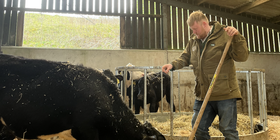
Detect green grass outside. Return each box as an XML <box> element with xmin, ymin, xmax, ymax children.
<box><xmin>23</xmin><ymin>13</ymin><xmax>120</xmax><ymax>49</ymax></box>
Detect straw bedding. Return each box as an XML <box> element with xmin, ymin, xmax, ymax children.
<box><xmin>13</xmin><ymin>114</ymin><xmax>280</xmax><ymax>140</ymax></box>
<box><xmin>148</xmin><ymin>114</ymin><xmax>280</xmax><ymax>140</ymax></box>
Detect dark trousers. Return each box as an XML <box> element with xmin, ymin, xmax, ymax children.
<box><xmin>191</xmin><ymin>98</ymin><xmax>239</xmax><ymax>140</ymax></box>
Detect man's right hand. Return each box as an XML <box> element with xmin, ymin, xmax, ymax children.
<box><xmin>162</xmin><ymin>64</ymin><xmax>173</xmax><ymax>74</ymax></box>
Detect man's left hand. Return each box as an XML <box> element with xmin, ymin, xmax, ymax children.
<box><xmin>224</xmin><ymin>26</ymin><xmax>239</xmax><ymax>36</ymax></box>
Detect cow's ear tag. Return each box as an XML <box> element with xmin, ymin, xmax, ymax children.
<box><xmin>133</xmin><ymin>81</ymin><xmax>136</xmax><ymax>86</ymax></box>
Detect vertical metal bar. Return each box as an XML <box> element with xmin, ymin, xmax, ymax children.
<box><xmin>277</xmin><ymin>32</ymin><xmax>280</xmax><ymax>52</ymax></box>
<box><xmin>161</xmin><ymin>71</ymin><xmax>163</xmax><ymax>113</ymax></box>
<box><xmin>178</xmin><ymin>71</ymin><xmax>181</xmax><ymax>112</ymax></box>
<box><xmin>272</xmin><ymin>29</ymin><xmax>276</xmax><ymax>52</ymax></box>
<box><xmin>251</xmin><ymin>24</ymin><xmax>255</xmax><ymax>52</ymax></box>
<box><xmin>120</xmin><ymin>71</ymin><xmax>124</xmax><ymax>99</ymax></box>
<box><xmin>267</xmin><ymin>29</ymin><xmax>271</xmax><ymax>52</ymax></box>
<box><xmin>130</xmin><ymin>71</ymin><xmax>134</xmax><ymax>110</ymax></box>
<box><xmin>246</xmin><ymin>71</ymin><xmax>254</xmax><ymax>134</ymax></box>
<box><xmin>144</xmin><ymin>69</ymin><xmax>147</xmax><ymax>122</ymax></box>
<box><xmin>187</xmin><ymin>10</ymin><xmax>190</xmax><ymax>41</ymax></box>
<box><xmin>257</xmin><ymin>72</ymin><xmax>264</xmax><ymax>129</ymax></box>
<box><xmin>170</xmin><ymin>71</ymin><xmax>174</xmax><ymax>136</ymax></box>
<box><xmin>246</xmin><ymin>23</ymin><xmax>250</xmax><ymax>51</ymax></box>
<box><xmin>0</xmin><ymin>0</ymin><xmax>4</xmax><ymax>52</ymax></box>
<box><xmin>123</xmin><ymin>69</ymin><xmax>127</xmax><ymax>102</ymax></box>
<box><xmin>262</xmin><ymin>72</ymin><xmax>268</xmax><ymax>129</ymax></box>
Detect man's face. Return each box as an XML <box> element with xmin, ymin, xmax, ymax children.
<box><xmin>190</xmin><ymin>21</ymin><xmax>208</xmax><ymax>39</ymax></box>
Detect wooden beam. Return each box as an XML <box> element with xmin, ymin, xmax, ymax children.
<box><xmin>233</xmin><ymin>0</ymin><xmax>270</xmax><ymax>14</ymax></box>
<box><xmin>196</xmin><ymin>0</ymin><xmax>208</xmax><ymax>5</ymax></box>
<box><xmin>269</xmin><ymin>15</ymin><xmax>280</xmax><ymax>23</ymax></box>
<box><xmin>16</xmin><ymin>0</ymin><xmax>26</xmax><ymax>46</ymax></box>
<box><xmin>152</xmin><ymin>0</ymin><xmax>280</xmax><ymax>31</ymax></box>
<box><xmin>3</xmin><ymin>7</ymin><xmax>162</xmax><ymax>18</ymax></box>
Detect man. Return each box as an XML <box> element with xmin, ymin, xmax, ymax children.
<box><xmin>162</xmin><ymin>10</ymin><xmax>249</xmax><ymax>140</ymax></box>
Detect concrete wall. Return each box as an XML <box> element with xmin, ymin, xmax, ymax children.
<box><xmin>2</xmin><ymin>46</ymin><xmax>280</xmax><ymax>115</ymax></box>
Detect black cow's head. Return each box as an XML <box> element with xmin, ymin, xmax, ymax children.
<box><xmin>142</xmin><ymin>122</ymin><xmax>165</xmax><ymax>140</ymax></box>
<box><xmin>137</xmin><ymin>74</ymin><xmax>159</xmax><ymax>101</ymax></box>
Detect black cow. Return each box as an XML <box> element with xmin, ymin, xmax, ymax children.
<box><xmin>0</xmin><ymin>54</ymin><xmax>165</xmax><ymax>140</ymax></box>
<box><xmin>136</xmin><ymin>72</ymin><xmax>176</xmax><ymax>114</ymax></box>
<box><xmin>115</xmin><ymin>70</ymin><xmax>142</xmax><ymax>112</ymax></box>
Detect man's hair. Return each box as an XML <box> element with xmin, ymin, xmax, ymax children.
<box><xmin>187</xmin><ymin>10</ymin><xmax>209</xmax><ymax>26</ymax></box>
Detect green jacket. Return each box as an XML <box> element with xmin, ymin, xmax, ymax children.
<box><xmin>171</xmin><ymin>21</ymin><xmax>249</xmax><ymax>101</ymax></box>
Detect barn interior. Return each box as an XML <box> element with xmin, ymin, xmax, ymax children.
<box><xmin>1</xmin><ymin>0</ymin><xmax>280</xmax><ymax>140</ymax></box>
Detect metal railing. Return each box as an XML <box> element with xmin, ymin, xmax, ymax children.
<box><xmin>115</xmin><ymin>66</ymin><xmax>267</xmax><ymax>136</ymax></box>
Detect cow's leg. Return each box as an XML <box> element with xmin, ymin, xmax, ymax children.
<box><xmin>71</xmin><ymin>126</ymin><xmax>99</xmax><ymax>140</ymax></box>
<box><xmin>135</xmin><ymin>100</ymin><xmax>142</xmax><ymax>114</ymax></box>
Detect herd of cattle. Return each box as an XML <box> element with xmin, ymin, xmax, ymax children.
<box><xmin>0</xmin><ymin>54</ymin><xmax>172</xmax><ymax>140</ymax></box>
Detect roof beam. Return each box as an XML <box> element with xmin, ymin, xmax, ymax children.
<box><xmin>269</xmin><ymin>15</ymin><xmax>280</xmax><ymax>23</ymax></box>
<box><xmin>233</xmin><ymin>0</ymin><xmax>270</xmax><ymax>14</ymax></box>
<box><xmin>196</xmin><ymin>0</ymin><xmax>208</xmax><ymax>5</ymax></box>
<box><xmin>152</xmin><ymin>0</ymin><xmax>280</xmax><ymax>31</ymax></box>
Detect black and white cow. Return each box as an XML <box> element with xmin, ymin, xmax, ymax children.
<box><xmin>0</xmin><ymin>54</ymin><xmax>165</xmax><ymax>140</ymax></box>
<box><xmin>136</xmin><ymin>72</ymin><xmax>176</xmax><ymax>114</ymax></box>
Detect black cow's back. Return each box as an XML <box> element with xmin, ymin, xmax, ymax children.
<box><xmin>0</xmin><ymin>54</ymin><xmax>165</xmax><ymax>140</ymax></box>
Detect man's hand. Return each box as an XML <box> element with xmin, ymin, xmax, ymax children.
<box><xmin>224</xmin><ymin>26</ymin><xmax>239</xmax><ymax>36</ymax></box>
<box><xmin>162</xmin><ymin>64</ymin><xmax>173</xmax><ymax>74</ymax></box>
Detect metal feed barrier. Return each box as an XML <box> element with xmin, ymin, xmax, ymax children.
<box><xmin>115</xmin><ymin>66</ymin><xmax>268</xmax><ymax>139</ymax></box>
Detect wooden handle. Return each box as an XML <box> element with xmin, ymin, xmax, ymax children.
<box><xmin>189</xmin><ymin>36</ymin><xmax>234</xmax><ymax>140</ymax></box>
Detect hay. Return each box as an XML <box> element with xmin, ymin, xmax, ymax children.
<box><xmin>267</xmin><ymin>115</ymin><xmax>280</xmax><ymax>140</ymax></box>
<box><xmin>13</xmin><ymin>114</ymin><xmax>280</xmax><ymax>140</ymax></box>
